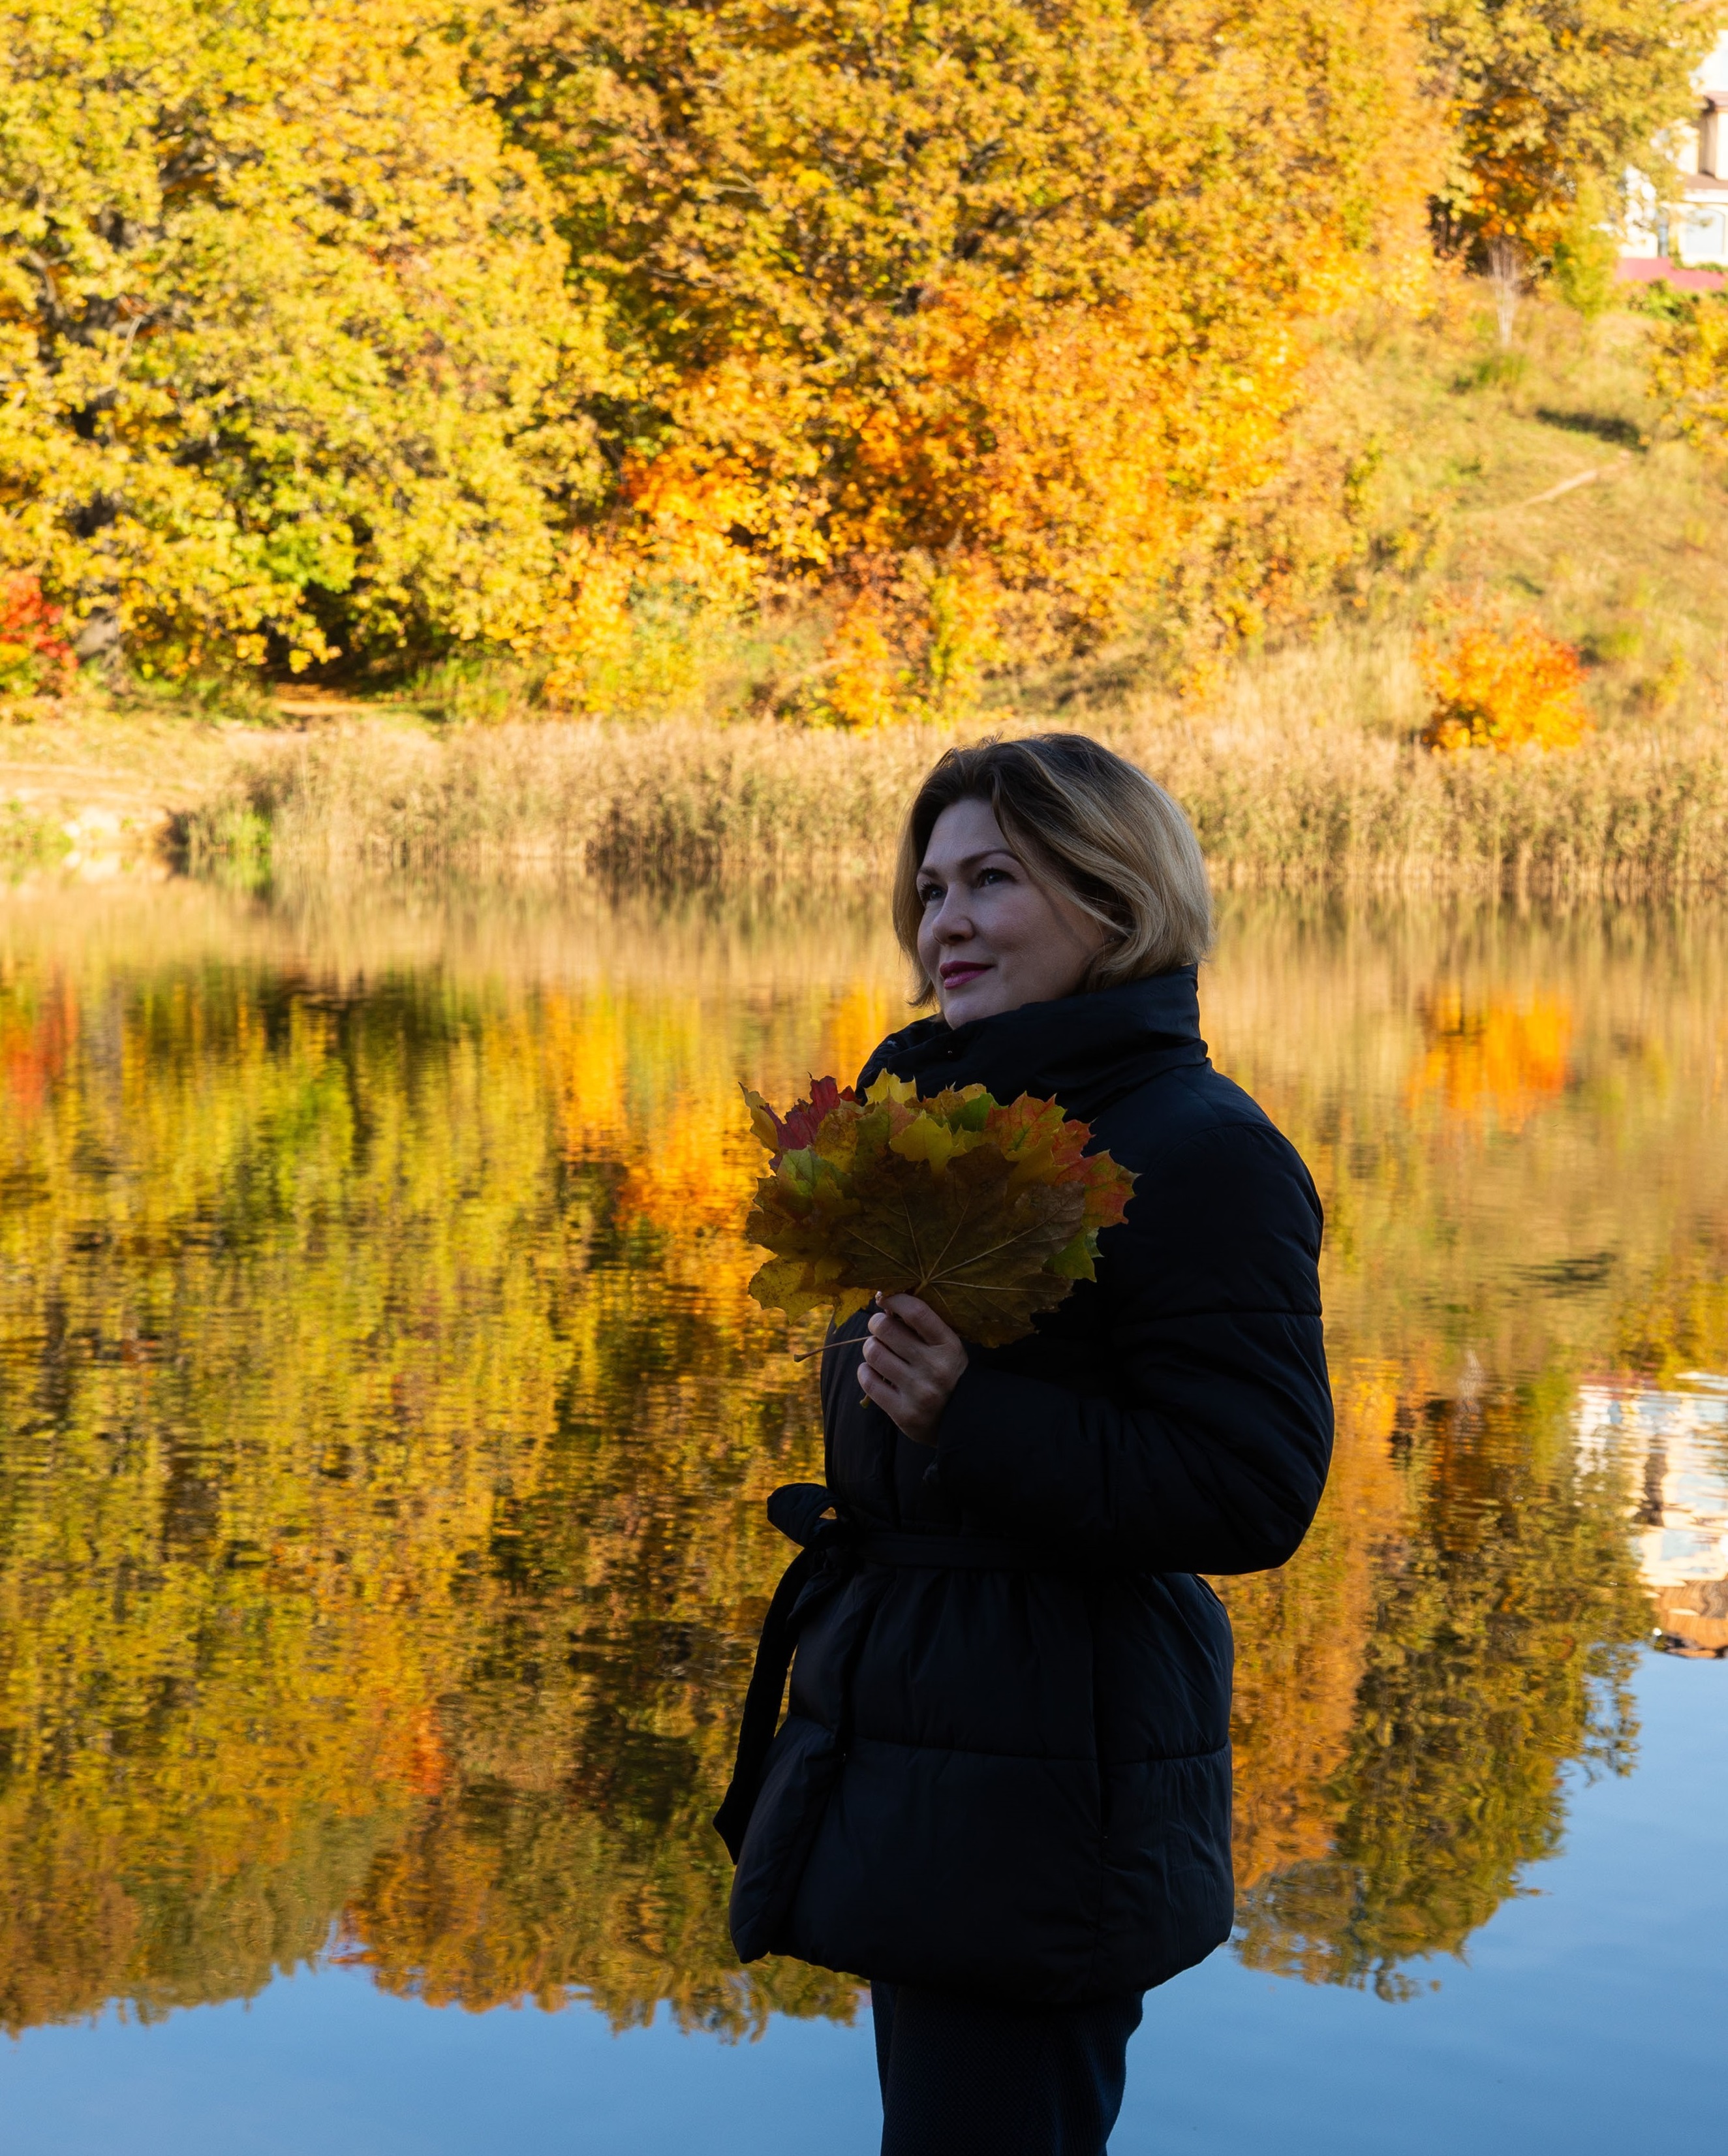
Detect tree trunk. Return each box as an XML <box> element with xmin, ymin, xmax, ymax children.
<box><xmin>1485</xmin><ymin>238</ymin><xmax>1524</xmax><ymax>351</ymax></box>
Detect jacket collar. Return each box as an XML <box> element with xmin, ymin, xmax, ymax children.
<box><xmin>859</xmin><ymin>966</ymin><xmax>1208</xmax><ymax>1123</ymax></box>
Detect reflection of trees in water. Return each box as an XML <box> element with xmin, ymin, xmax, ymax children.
<box><xmin>0</xmin><ymin>951</ymin><xmax>859</xmax><ymax>2037</ymax></box>
<box><xmin>1231</xmin><ymin>1380</ymin><xmax>1645</xmax><ymax>1998</ymax></box>
<box><xmin>0</xmin><ymin>895</ymin><xmax>1721</xmax><ymax>2035</ymax></box>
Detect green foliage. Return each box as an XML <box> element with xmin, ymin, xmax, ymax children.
<box><xmin>1628</xmin><ymin>277</ymin><xmax>1693</xmax><ymax>321</ymax></box>
<box><xmin>1455</xmin><ymin>350</ymin><xmax>1532</xmax><ymax>390</ymax></box>
<box><xmin>0</xmin><ymin>795</ymin><xmax>71</xmax><ymax>872</ymax></box>
<box><xmin>1551</xmin><ymin>192</ymin><xmax>1622</xmax><ymax>319</ymax></box>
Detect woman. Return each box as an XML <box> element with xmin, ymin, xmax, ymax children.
<box><xmin>717</xmin><ymin>734</ymin><xmax>1332</xmax><ymax>2154</ymax></box>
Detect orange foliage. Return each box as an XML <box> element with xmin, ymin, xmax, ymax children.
<box><xmin>1419</xmin><ymin>605</ymin><xmax>1590</xmax><ymax>752</ymax></box>
<box><xmin>1220</xmin><ymin>1361</ymin><xmax>1409</xmax><ymax>1889</ymax></box>
<box><xmin>1408</xmin><ymin>990</ymin><xmax>1573</xmax><ymax>1128</ymax></box>
<box><xmin>0</xmin><ymin>976</ymin><xmax>76</xmax><ymax>1118</ymax></box>
<box><xmin>599</xmin><ymin>283</ymin><xmax>1335</xmax><ymax>720</ymax></box>
<box><xmin>838</xmin><ymin>294</ymin><xmax>1301</xmax><ymax>601</ymax></box>
<box><xmin>483</xmin><ymin>0</ymin><xmax>1437</xmax><ymax>716</ymax></box>
<box><xmin>374</xmin><ymin>1702</ymin><xmax>450</xmax><ymax>1800</ymax></box>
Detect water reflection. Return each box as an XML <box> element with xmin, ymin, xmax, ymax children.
<box><xmin>1577</xmin><ymin>1381</ymin><xmax>1728</xmax><ymax>1656</ymax></box>
<box><xmin>1</xmin><ymin>886</ymin><xmax>1723</xmax><ymax>2041</ymax></box>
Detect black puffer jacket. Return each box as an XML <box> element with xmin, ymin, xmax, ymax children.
<box><xmin>722</xmin><ymin>968</ymin><xmax>1332</xmax><ymax>2003</ymax></box>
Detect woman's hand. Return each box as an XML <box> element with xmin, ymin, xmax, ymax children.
<box><xmin>858</xmin><ymin>1294</ymin><xmax>968</xmax><ymax>1447</ymax></box>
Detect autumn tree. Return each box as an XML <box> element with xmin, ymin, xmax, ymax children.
<box><xmin>1423</xmin><ymin>0</ymin><xmax>1728</xmax><ymax>340</ymax></box>
<box><xmin>10</xmin><ymin>0</ymin><xmax>1720</xmax><ymax>701</ymax></box>
<box><xmin>0</xmin><ymin>0</ymin><xmax>611</xmax><ymax>673</ymax></box>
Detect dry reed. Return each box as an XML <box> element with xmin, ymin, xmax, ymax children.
<box><xmin>190</xmin><ymin>690</ymin><xmax>1728</xmax><ymax>896</ymax></box>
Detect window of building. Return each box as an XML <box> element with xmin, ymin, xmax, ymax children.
<box><xmin>1678</xmin><ymin>207</ymin><xmax>1728</xmax><ymax>266</ymax></box>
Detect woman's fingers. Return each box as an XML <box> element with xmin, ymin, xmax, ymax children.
<box><xmin>861</xmin><ymin>1335</ymin><xmax>930</xmax><ymax>1402</ymax></box>
<box><xmin>867</xmin><ymin>1310</ymin><xmax>925</xmax><ymax>1359</ymax></box>
<box><xmin>876</xmin><ymin>1293</ymin><xmax>958</xmax><ymax>1348</ymax></box>
<box><xmin>861</xmin><ymin>1295</ymin><xmax>966</xmax><ymax>1447</ymax></box>
<box><xmin>861</xmin><ymin>1335</ymin><xmax>913</xmax><ymax>1384</ymax></box>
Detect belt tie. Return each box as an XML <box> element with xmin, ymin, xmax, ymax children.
<box><xmin>712</xmin><ymin>1482</ymin><xmax>1094</xmax><ymax>1862</ymax></box>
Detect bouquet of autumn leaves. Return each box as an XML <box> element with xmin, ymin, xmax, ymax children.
<box><xmin>741</xmin><ymin>1072</ymin><xmax>1136</xmax><ymax>1349</ymax></box>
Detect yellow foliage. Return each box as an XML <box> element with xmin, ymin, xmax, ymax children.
<box><xmin>1427</xmin><ymin>0</ymin><xmax>1722</xmax><ymax>263</ymax></box>
<box><xmin>1</xmin><ymin>0</ymin><xmax>1442</xmax><ymax>690</ymax></box>
<box><xmin>1419</xmin><ymin>605</ymin><xmax>1590</xmax><ymax>752</ymax></box>
<box><xmin>824</xmin><ymin>588</ymin><xmax>904</xmax><ymax>730</ymax></box>
<box><xmin>6</xmin><ymin>0</ymin><xmax>1716</xmax><ymax>704</ymax></box>
<box><xmin>1649</xmin><ymin>291</ymin><xmax>1728</xmax><ymax>459</ymax></box>
<box><xmin>0</xmin><ymin>0</ymin><xmax>611</xmax><ymax>673</ymax></box>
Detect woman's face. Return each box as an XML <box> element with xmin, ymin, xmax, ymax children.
<box><xmin>915</xmin><ymin>797</ymin><xmax>1108</xmax><ymax>1025</ymax></box>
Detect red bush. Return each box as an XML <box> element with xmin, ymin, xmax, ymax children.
<box><xmin>0</xmin><ymin>576</ymin><xmax>75</xmax><ymax>697</ymax></box>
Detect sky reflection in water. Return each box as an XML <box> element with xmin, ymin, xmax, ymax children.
<box><xmin>0</xmin><ymin>883</ymin><xmax>1723</xmax><ymax>2150</ymax></box>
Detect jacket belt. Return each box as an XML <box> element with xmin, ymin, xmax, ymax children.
<box><xmin>857</xmin><ymin>1530</ymin><xmax>1087</xmax><ymax>1569</ymax></box>
<box><xmin>713</xmin><ymin>1484</ymin><xmax>1093</xmax><ymax>1863</ymax></box>
<box><xmin>712</xmin><ymin>1534</ymin><xmax>830</xmax><ymax>1862</ymax></box>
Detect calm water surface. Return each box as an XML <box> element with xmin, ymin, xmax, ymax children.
<box><xmin>1</xmin><ymin>882</ymin><xmax>1723</xmax><ymax>2152</ymax></box>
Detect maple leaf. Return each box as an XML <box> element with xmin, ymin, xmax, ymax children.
<box><xmin>833</xmin><ymin>1144</ymin><xmax>1086</xmax><ymax>1347</ymax></box>
<box><xmin>741</xmin><ymin>1077</ymin><xmax>1136</xmax><ymax>1349</ymax></box>
<box><xmin>741</xmin><ymin>1074</ymin><xmax>859</xmax><ymax>1162</ymax></box>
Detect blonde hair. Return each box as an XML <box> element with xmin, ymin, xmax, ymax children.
<box><xmin>891</xmin><ymin>733</ymin><xmax>1213</xmax><ymax>1004</ymax></box>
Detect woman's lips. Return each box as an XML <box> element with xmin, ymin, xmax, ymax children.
<box><xmin>940</xmin><ymin>962</ymin><xmax>990</xmax><ymax>987</ymax></box>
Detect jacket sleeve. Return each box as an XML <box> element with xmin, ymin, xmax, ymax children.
<box><xmin>933</xmin><ymin>1120</ymin><xmax>1333</xmax><ymax>1575</ymax></box>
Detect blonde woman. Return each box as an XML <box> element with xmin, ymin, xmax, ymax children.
<box><xmin>718</xmin><ymin>734</ymin><xmax>1332</xmax><ymax>2155</ymax></box>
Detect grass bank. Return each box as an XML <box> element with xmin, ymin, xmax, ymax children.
<box><xmin>190</xmin><ymin>634</ymin><xmax>1728</xmax><ymax>894</ymax></box>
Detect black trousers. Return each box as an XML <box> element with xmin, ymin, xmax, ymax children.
<box><xmin>871</xmin><ymin>1979</ymin><xmax>1145</xmax><ymax>2156</ymax></box>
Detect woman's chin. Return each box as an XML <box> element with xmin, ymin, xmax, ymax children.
<box><xmin>939</xmin><ymin>978</ymin><xmax>1012</xmax><ymax>1023</ymax></box>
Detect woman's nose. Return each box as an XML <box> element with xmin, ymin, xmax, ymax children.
<box><xmin>930</xmin><ymin>890</ymin><xmax>972</xmax><ymax>942</ymax></box>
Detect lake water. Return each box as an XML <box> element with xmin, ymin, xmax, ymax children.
<box><xmin>1</xmin><ymin>881</ymin><xmax>1724</xmax><ymax>2153</ymax></box>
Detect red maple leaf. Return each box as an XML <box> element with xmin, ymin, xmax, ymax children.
<box><xmin>741</xmin><ymin>1073</ymin><xmax>859</xmax><ymax>1160</ymax></box>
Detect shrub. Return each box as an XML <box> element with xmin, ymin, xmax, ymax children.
<box><xmin>0</xmin><ymin>576</ymin><xmax>74</xmax><ymax>698</ymax></box>
<box><xmin>1550</xmin><ymin>221</ymin><xmax>1619</xmax><ymax>322</ymax></box>
<box><xmin>1648</xmin><ymin>290</ymin><xmax>1728</xmax><ymax>451</ymax></box>
<box><xmin>1419</xmin><ymin>608</ymin><xmax>1590</xmax><ymax>752</ymax></box>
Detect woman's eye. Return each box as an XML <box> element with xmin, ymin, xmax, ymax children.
<box><xmin>977</xmin><ymin>868</ymin><xmax>1009</xmax><ymax>887</ymax></box>
<box><xmin>918</xmin><ymin>885</ymin><xmax>941</xmax><ymax>906</ymax></box>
